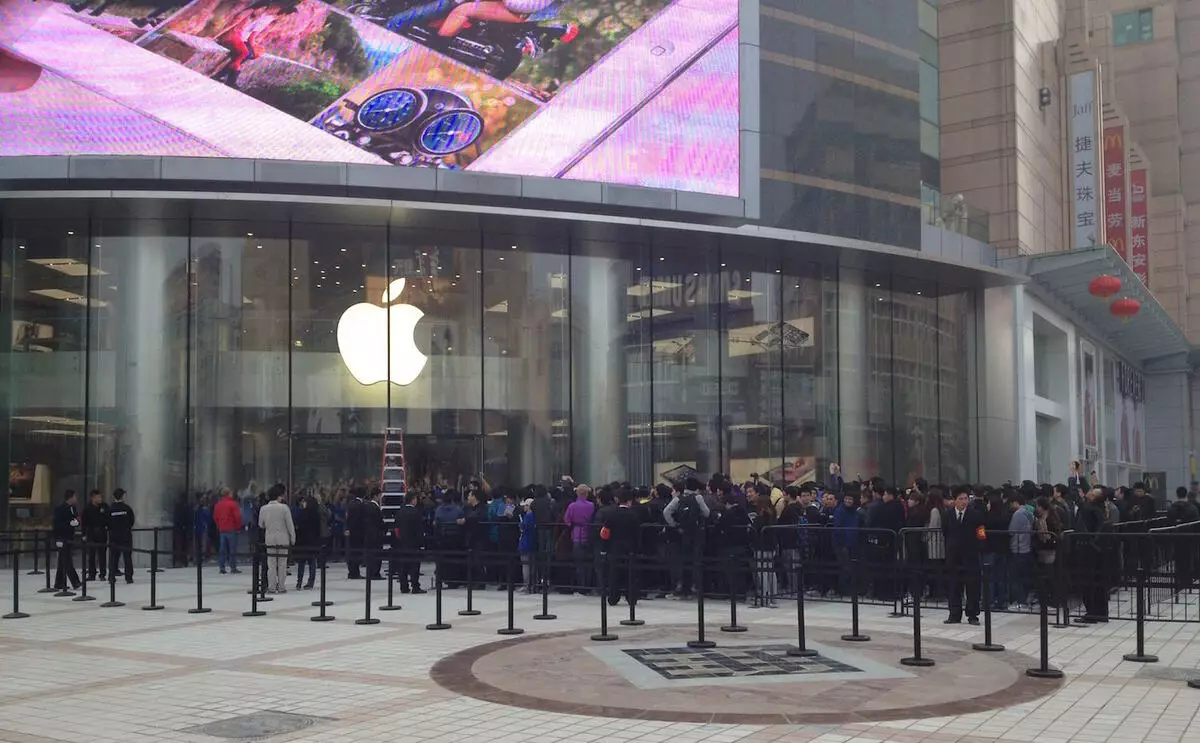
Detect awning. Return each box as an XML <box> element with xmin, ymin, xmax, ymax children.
<box><xmin>1007</xmin><ymin>247</ymin><xmax>1190</xmax><ymax>363</ymax></box>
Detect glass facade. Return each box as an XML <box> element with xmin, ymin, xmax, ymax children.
<box><xmin>0</xmin><ymin>213</ymin><xmax>975</xmax><ymax>528</ymax></box>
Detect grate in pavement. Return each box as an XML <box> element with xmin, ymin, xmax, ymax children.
<box><xmin>184</xmin><ymin>711</ymin><xmax>333</xmax><ymax>739</ymax></box>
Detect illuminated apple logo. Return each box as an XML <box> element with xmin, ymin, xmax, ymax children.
<box><xmin>336</xmin><ymin>278</ymin><xmax>427</xmax><ymax>386</ymax></box>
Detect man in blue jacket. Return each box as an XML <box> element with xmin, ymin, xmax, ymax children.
<box><xmin>831</xmin><ymin>492</ymin><xmax>862</xmax><ymax>596</ymax></box>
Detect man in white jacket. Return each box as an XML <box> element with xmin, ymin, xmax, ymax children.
<box><xmin>258</xmin><ymin>485</ymin><xmax>295</xmax><ymax>594</ymax></box>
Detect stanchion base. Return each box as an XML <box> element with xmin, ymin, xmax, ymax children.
<box><xmin>888</xmin><ymin>611</ymin><xmax>906</xmax><ymax>618</ymax></box>
<box><xmin>27</xmin><ymin>570</ymin><xmax>43</xmax><ymax>576</ymax></box>
<box><xmin>973</xmin><ymin>643</ymin><xmax>1006</xmax><ymax>652</ymax></box>
<box><xmin>620</xmin><ymin>619</ymin><xmax>645</xmax><ymax>627</ymax></box>
<box><xmin>841</xmin><ymin>634</ymin><xmax>871</xmax><ymax>642</ymax></box>
<box><xmin>311</xmin><ymin>615</ymin><xmax>336</xmax><ymax>622</ymax></box>
<box><xmin>188</xmin><ymin>607</ymin><xmax>212</xmax><ymax>614</ymax></box>
<box><xmin>53</xmin><ymin>590</ymin><xmax>76</xmax><ymax>597</ymax></box>
<box><xmin>37</xmin><ymin>587</ymin><xmax>57</xmax><ymax>594</ymax></box>
<box><xmin>901</xmin><ymin>656</ymin><xmax>935</xmax><ymax>667</ymax></box>
<box><xmin>151</xmin><ymin>569</ymin><xmax>164</xmax><ymax>574</ymax></box>
<box><xmin>142</xmin><ymin>605</ymin><xmax>164</xmax><ymax>611</ymax></box>
<box><xmin>311</xmin><ymin>600</ymin><xmax>333</xmax><ymax>607</ymax></box>
<box><xmin>243</xmin><ymin>610</ymin><xmax>266</xmax><ymax>617</ymax></box>
<box><xmin>787</xmin><ymin>647</ymin><xmax>818</xmax><ymax>658</ymax></box>
<box><xmin>72</xmin><ymin>594</ymin><xmax>96</xmax><ymax>602</ymax></box>
<box><xmin>533</xmin><ymin>614</ymin><xmax>557</xmax><ymax>620</ymax></box>
<box><xmin>425</xmin><ymin>622</ymin><xmax>452</xmax><ymax>630</ymax></box>
<box><xmin>1052</xmin><ymin>622</ymin><xmax>1073</xmax><ymax>629</ymax></box>
<box><xmin>497</xmin><ymin>627</ymin><xmax>525</xmax><ymax>636</ymax></box>
<box><xmin>720</xmin><ymin>625</ymin><xmax>748</xmax><ymax>633</ymax></box>
<box><xmin>687</xmin><ymin>639</ymin><xmax>716</xmax><ymax>649</ymax></box>
<box><xmin>1122</xmin><ymin>653</ymin><xmax>1159</xmax><ymax>663</ymax></box>
<box><xmin>3</xmin><ymin>611</ymin><xmax>30</xmax><ymax>619</ymax></box>
<box><xmin>1025</xmin><ymin>667</ymin><xmax>1064</xmax><ymax>679</ymax></box>
<box><xmin>379</xmin><ymin>604</ymin><xmax>403</xmax><ymax>612</ymax></box>
<box><xmin>100</xmin><ymin>601</ymin><xmax>125</xmax><ymax>608</ymax></box>
<box><xmin>258</xmin><ymin>596</ymin><xmax>274</xmax><ymax>603</ymax></box>
<box><xmin>591</xmin><ymin>633</ymin><xmax>619</xmax><ymax>642</ymax></box>
<box><xmin>355</xmin><ymin>618</ymin><xmax>381</xmax><ymax>626</ymax></box>
<box><xmin>1187</xmin><ymin>678</ymin><xmax>1200</xmax><ymax>689</ymax></box>
<box><xmin>458</xmin><ymin>609</ymin><xmax>482</xmax><ymax>616</ymax></box>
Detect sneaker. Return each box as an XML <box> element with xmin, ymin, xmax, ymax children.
<box><xmin>278</xmin><ymin>588</ymin><xmax>288</xmax><ymax>594</ymax></box>
<box><xmin>231</xmin><ymin>568</ymin><xmax>242</xmax><ymax>574</ymax></box>
<box><xmin>968</xmin><ymin>617</ymin><xmax>980</xmax><ymax>625</ymax></box>
<box><xmin>304</xmin><ymin>583</ymin><xmax>314</xmax><ymax>590</ymax></box>
<box><xmin>944</xmin><ymin>618</ymin><xmax>961</xmax><ymax>624</ymax></box>
<box><xmin>220</xmin><ymin>568</ymin><xmax>227</xmax><ymax>574</ymax></box>
<box><xmin>411</xmin><ymin>587</ymin><xmax>427</xmax><ymax>595</ymax></box>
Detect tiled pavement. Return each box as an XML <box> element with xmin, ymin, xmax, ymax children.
<box><xmin>0</xmin><ymin>566</ymin><xmax>1198</xmax><ymax>743</ymax></box>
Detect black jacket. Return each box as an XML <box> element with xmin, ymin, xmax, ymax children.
<box><xmin>82</xmin><ymin>502</ymin><xmax>109</xmax><ymax>541</ymax></box>
<box><xmin>394</xmin><ymin>504</ymin><xmax>425</xmax><ymax>551</ymax></box>
<box><xmin>346</xmin><ymin>498</ymin><xmax>365</xmax><ymax>544</ymax></box>
<box><xmin>107</xmin><ymin>501</ymin><xmax>135</xmax><ymax>539</ymax></box>
<box><xmin>462</xmin><ymin>502</ymin><xmax>488</xmax><ymax>548</ymax></box>
<box><xmin>361</xmin><ymin>500</ymin><xmax>385</xmax><ymax>549</ymax></box>
<box><xmin>714</xmin><ymin>504</ymin><xmax>752</xmax><ymax>549</ymax></box>
<box><xmin>943</xmin><ymin>506</ymin><xmax>984</xmax><ymax>564</ymax></box>
<box><xmin>295</xmin><ymin>505</ymin><xmax>321</xmax><ymax>549</ymax></box>
<box><xmin>602</xmin><ymin>505</ymin><xmax>641</xmax><ymax>556</ymax></box>
<box><xmin>53</xmin><ymin>502</ymin><xmax>79</xmax><ymax>542</ymax></box>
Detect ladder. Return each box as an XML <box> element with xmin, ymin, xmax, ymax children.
<box><xmin>380</xmin><ymin>427</ymin><xmax>406</xmax><ymax>555</ymax></box>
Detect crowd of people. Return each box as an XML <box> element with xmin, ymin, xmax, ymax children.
<box><xmin>40</xmin><ymin>460</ymin><xmax>1200</xmax><ymax>624</ymax></box>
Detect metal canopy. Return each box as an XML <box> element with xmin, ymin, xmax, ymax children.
<box><xmin>1013</xmin><ymin>247</ymin><xmax>1189</xmax><ymax>363</ymax></box>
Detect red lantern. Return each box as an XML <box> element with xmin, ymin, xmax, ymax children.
<box><xmin>1089</xmin><ymin>274</ymin><xmax>1122</xmax><ymax>300</ymax></box>
<box><xmin>1110</xmin><ymin>297</ymin><xmax>1141</xmax><ymax>321</ymax></box>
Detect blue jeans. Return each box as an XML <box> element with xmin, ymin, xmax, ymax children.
<box><xmin>981</xmin><ymin>552</ymin><xmax>1006</xmax><ymax>608</ymax></box>
<box><xmin>572</xmin><ymin>541</ymin><xmax>591</xmax><ymax>592</ymax></box>
<box><xmin>388</xmin><ymin>0</ymin><xmax>455</xmax><ymax>31</ymax></box>
<box><xmin>1009</xmin><ymin>552</ymin><xmax>1033</xmax><ymax>605</ymax></box>
<box><xmin>219</xmin><ymin>531</ymin><xmax>239</xmax><ymax>571</ymax></box>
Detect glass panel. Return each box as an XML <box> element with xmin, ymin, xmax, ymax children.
<box><xmin>918</xmin><ymin>0</ymin><xmax>939</xmax><ymax>37</ymax></box>
<box><xmin>921</xmin><ymin>120</ymin><xmax>941</xmax><ymax>160</ymax></box>
<box><xmin>572</xmin><ymin>236</ymin><xmax>653</xmax><ymax>485</ymax></box>
<box><xmin>1</xmin><ymin>220</ymin><xmax>89</xmax><ymax>531</ymax></box>
<box><xmin>189</xmin><ymin>221</ymin><xmax>290</xmax><ymax>502</ymax></box>
<box><xmin>651</xmin><ymin>234</ymin><xmax>721</xmax><ymax>481</ymax></box>
<box><xmin>891</xmin><ymin>279</ymin><xmax>940</xmax><ymax>486</ymax></box>
<box><xmin>482</xmin><ymin>231</ymin><xmax>569</xmax><ymax>486</ymax></box>
<box><xmin>1114</xmin><ymin>9</ymin><xmax>1153</xmax><ymax>46</ymax></box>
<box><xmin>782</xmin><ymin>257</ymin><xmax>836</xmax><ymax>486</ymax></box>
<box><xmin>919</xmin><ymin>60</ymin><xmax>940</xmax><ymax>125</ymax></box>
<box><xmin>938</xmin><ymin>291</ymin><xmax>973</xmax><ymax>483</ymax></box>
<box><xmin>919</xmin><ymin>31</ymin><xmax>939</xmax><ymax>66</ymax></box>
<box><xmin>838</xmin><ymin>269</ymin><xmax>893</xmax><ymax>483</ymax></box>
<box><xmin>89</xmin><ymin>219</ymin><xmax>190</xmax><ymax>527</ymax></box>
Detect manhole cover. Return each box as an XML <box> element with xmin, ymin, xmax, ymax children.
<box><xmin>1135</xmin><ymin>666</ymin><xmax>1200</xmax><ymax>682</ymax></box>
<box><xmin>185</xmin><ymin>711</ymin><xmax>331</xmax><ymax>739</ymax></box>
<box><xmin>622</xmin><ymin>644</ymin><xmax>862</xmax><ymax>681</ymax></box>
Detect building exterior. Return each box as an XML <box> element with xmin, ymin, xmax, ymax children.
<box><xmin>0</xmin><ymin>0</ymin><xmax>1195</xmax><ymax>532</ymax></box>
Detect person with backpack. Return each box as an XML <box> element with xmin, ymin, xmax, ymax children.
<box><xmin>1169</xmin><ymin>486</ymin><xmax>1200</xmax><ymax>594</ymax></box>
<box><xmin>663</xmin><ymin>477</ymin><xmax>710</xmax><ymax>599</ymax></box>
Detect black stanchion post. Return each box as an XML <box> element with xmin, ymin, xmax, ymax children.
<box><xmin>1052</xmin><ymin>552</ymin><xmax>1071</xmax><ymax>628</ymax></box>
<box><xmin>498</xmin><ymin>553</ymin><xmax>523</xmax><ymax>636</ymax></box>
<box><xmin>380</xmin><ymin>550</ymin><xmax>402</xmax><ymax>611</ymax></box>
<box><xmin>787</xmin><ymin>554</ymin><xmax>816</xmax><ymax>658</ymax></box>
<box><xmin>591</xmin><ymin>553</ymin><xmax>618</xmax><ymax>641</ymax></box>
<box><xmin>73</xmin><ymin>544</ymin><xmax>96</xmax><ymax>602</ymax></box>
<box><xmin>973</xmin><ymin>561</ymin><xmax>1005</xmax><ymax>652</ymax></box>
<box><xmin>426</xmin><ymin>556</ymin><xmax>451</xmax><ymax>630</ymax></box>
<box><xmin>533</xmin><ymin>546</ymin><xmax>556</xmax><ymax>620</ymax></box>
<box><xmin>687</xmin><ymin>557</ymin><xmax>716</xmax><ymax>649</ymax></box>
<box><xmin>188</xmin><ymin>541</ymin><xmax>211</xmax><ymax>614</ymax></box>
<box><xmin>841</xmin><ymin>556</ymin><xmax>870</xmax><ymax>642</ymax></box>
<box><xmin>52</xmin><ymin>539</ymin><xmax>76</xmax><ymax>597</ymax></box>
<box><xmin>721</xmin><ymin>551</ymin><xmax>746</xmax><ymax>632</ymax></box>
<box><xmin>1123</xmin><ymin>566</ymin><xmax>1158</xmax><ymax>663</ymax></box>
<box><xmin>39</xmin><ymin>533</ymin><xmax>55</xmax><ymax>594</ymax></box>
<box><xmin>27</xmin><ymin>531</ymin><xmax>43</xmax><ymax>576</ymax></box>
<box><xmin>143</xmin><ymin>547</ymin><xmax>163</xmax><ymax>611</ymax></box>
<box><xmin>1025</xmin><ymin>573</ymin><xmax>1064</xmax><ymax>679</ymax></box>
<box><xmin>459</xmin><ymin>548</ymin><xmax>480</xmax><ymax>616</ymax></box>
<box><xmin>356</xmin><ymin>565</ymin><xmax>380</xmax><ymax>625</ymax></box>
<box><xmin>4</xmin><ymin>548</ymin><xmax>30</xmax><ymax>619</ymax></box>
<box><xmin>148</xmin><ymin>529</ymin><xmax>164</xmax><ymax>573</ymax></box>
<box><xmin>311</xmin><ymin>549</ymin><xmax>335</xmax><ymax>622</ymax></box>
<box><xmin>256</xmin><ymin>543</ymin><xmax>274</xmax><ymax>602</ymax></box>
<box><xmin>100</xmin><ymin>568</ymin><xmax>125</xmax><ymax>608</ymax></box>
<box><xmin>620</xmin><ymin>554</ymin><xmax>644</xmax><ymax>627</ymax></box>
<box><xmin>900</xmin><ymin>575</ymin><xmax>934</xmax><ymax>667</ymax></box>
<box><xmin>243</xmin><ymin>545</ymin><xmax>265</xmax><ymax>617</ymax></box>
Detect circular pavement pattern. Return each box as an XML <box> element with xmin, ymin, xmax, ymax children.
<box><xmin>431</xmin><ymin>624</ymin><xmax>1062</xmax><ymax>724</ymax></box>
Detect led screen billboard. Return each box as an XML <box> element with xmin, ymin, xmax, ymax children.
<box><xmin>0</xmin><ymin>0</ymin><xmax>739</xmax><ymax>196</ymax></box>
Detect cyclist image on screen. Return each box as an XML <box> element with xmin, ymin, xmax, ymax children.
<box><xmin>387</xmin><ymin>0</ymin><xmax>568</xmax><ymax>38</ymax></box>
<box><xmin>211</xmin><ymin>0</ymin><xmax>299</xmax><ymax>88</ymax></box>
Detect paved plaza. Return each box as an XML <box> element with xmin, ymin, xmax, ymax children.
<box><xmin>1</xmin><ymin>566</ymin><xmax>1199</xmax><ymax>743</ymax></box>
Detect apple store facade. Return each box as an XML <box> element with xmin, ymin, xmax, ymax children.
<box><xmin>0</xmin><ymin>194</ymin><xmax>999</xmax><ymax>528</ymax></box>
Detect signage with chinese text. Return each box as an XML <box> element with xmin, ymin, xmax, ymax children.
<box><xmin>1129</xmin><ymin>169</ymin><xmax>1150</xmax><ymax>285</ymax></box>
<box><xmin>1103</xmin><ymin>126</ymin><xmax>1128</xmax><ymax>260</ymax></box>
<box><xmin>1070</xmin><ymin>71</ymin><xmax>1100</xmax><ymax>248</ymax></box>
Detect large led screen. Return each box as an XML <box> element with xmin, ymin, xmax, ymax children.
<box><xmin>0</xmin><ymin>0</ymin><xmax>739</xmax><ymax>196</ymax></box>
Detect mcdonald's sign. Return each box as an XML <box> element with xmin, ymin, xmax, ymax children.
<box><xmin>1102</xmin><ymin>125</ymin><xmax>1128</xmax><ymax>261</ymax></box>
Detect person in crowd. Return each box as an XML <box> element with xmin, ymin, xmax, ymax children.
<box><xmin>194</xmin><ymin>494</ymin><xmax>213</xmax><ymax>564</ymax></box>
<box><xmin>494</xmin><ymin>489</ymin><xmax>522</xmax><ymax>588</ymax></box>
<box><xmin>330</xmin><ymin>496</ymin><xmax>347</xmax><ymax>558</ymax></box>
<box><xmin>82</xmin><ymin>489</ymin><xmax>108</xmax><ymax>582</ymax></box>
<box><xmin>903</xmin><ymin>490</ymin><xmax>930</xmax><ymax>602</ymax></box>
<box><xmin>459</xmin><ymin>489</ymin><xmax>489</xmax><ymax>589</ymax></box>
<box><xmin>345</xmin><ymin>486</ymin><xmax>366</xmax><ymax>580</ymax></box>
<box><xmin>173</xmin><ymin>492</ymin><xmax>193</xmax><ymax>568</ymax></box>
<box><xmin>827</xmin><ymin>463</ymin><xmax>845</xmax><ymax>494</ymax></box>
<box><xmin>52</xmin><ymin>490</ymin><xmax>82</xmax><ymax>593</ymax></box>
<box><xmin>831</xmin><ymin>490</ymin><xmax>862</xmax><ymax>596</ymax></box>
<box><xmin>1129</xmin><ymin>481</ymin><xmax>1158</xmax><ymax>523</ymax></box>
<box><xmin>1033</xmin><ymin>496</ymin><xmax>1063</xmax><ymax>602</ymax></box>
<box><xmin>394</xmin><ymin>490</ymin><xmax>427</xmax><ymax>594</ymax></box>
<box><xmin>1067</xmin><ymin>460</ymin><xmax>1090</xmax><ymax>493</ymax></box>
<box><xmin>1078</xmin><ymin>487</ymin><xmax>1114</xmax><ymax>622</ymax></box>
<box><xmin>749</xmin><ymin>482</ymin><xmax>779</xmax><ymax>607</ymax></box>
<box><xmin>944</xmin><ymin>486</ymin><xmax>983</xmax><ymax>625</ymax></box>
<box><xmin>714</xmin><ymin>481</ymin><xmax>751</xmax><ymax>602</ymax></box>
<box><xmin>434</xmin><ymin>490</ymin><xmax>465</xmax><ymax>587</ymax></box>
<box><xmin>1007</xmin><ymin>490</ymin><xmax>1034</xmax><ymax>608</ymax></box>
<box><xmin>924</xmin><ymin>487</ymin><xmax>946</xmax><ymax>600</ymax></box>
<box><xmin>1113</xmin><ymin>486</ymin><xmax>1132</xmax><ymax>522</ymax></box>
<box><xmin>1168</xmin><ymin>486</ymin><xmax>1199</xmax><ymax>593</ymax></box>
<box><xmin>563</xmin><ymin>483</ymin><xmax>596</xmax><ymax>594</ymax></box>
<box><xmin>602</xmin><ymin>488</ymin><xmax>642</xmax><ymax>606</ymax></box>
<box><xmin>107</xmin><ymin>489</ymin><xmax>135</xmax><ymax>584</ymax></box>
<box><xmin>872</xmin><ymin>486</ymin><xmax>906</xmax><ymax>601</ymax></box>
<box><xmin>663</xmin><ymin>477</ymin><xmax>710</xmax><ymax>599</ymax></box>
<box><xmin>980</xmin><ymin>489</ymin><xmax>1010</xmax><ymax>611</ymax></box>
<box><xmin>213</xmin><ymin>488</ymin><xmax>243</xmax><ymax>575</ymax></box>
<box><xmin>363</xmin><ymin>488</ymin><xmax>386</xmax><ymax>581</ymax></box>
<box><xmin>293</xmin><ymin>494</ymin><xmax>321</xmax><ymax>590</ymax></box>
<box><xmin>258</xmin><ymin>484</ymin><xmax>295</xmax><ymax>594</ymax></box>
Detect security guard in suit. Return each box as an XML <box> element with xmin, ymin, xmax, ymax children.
<box><xmin>107</xmin><ymin>488</ymin><xmax>136</xmax><ymax>583</ymax></box>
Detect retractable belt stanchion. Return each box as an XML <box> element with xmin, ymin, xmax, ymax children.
<box><xmin>720</xmin><ymin>550</ymin><xmax>746</xmax><ymax>633</ymax></box>
<box><xmin>687</xmin><ymin>556</ymin><xmax>716</xmax><ymax>649</ymax></box>
<box><xmin>73</xmin><ymin>541</ymin><xmax>96</xmax><ymax>602</ymax></box>
<box><xmin>426</xmin><ymin>553</ymin><xmax>451</xmax><ymax>630</ymax></box>
<box><xmin>1122</xmin><ymin>566</ymin><xmax>1159</xmax><ymax>663</ymax></box>
<box><xmin>1025</xmin><ymin>573</ymin><xmax>1064</xmax><ymax>679</ymax></box>
<box><xmin>356</xmin><ymin>563</ymin><xmax>381</xmax><ymax>625</ymax></box>
<box><xmin>973</xmin><ymin>560</ymin><xmax>1005</xmax><ymax>652</ymax></box>
<box><xmin>143</xmin><ymin>546</ymin><xmax>164</xmax><ymax>611</ymax></box>
<box><xmin>4</xmin><ymin>548</ymin><xmax>30</xmax><ymax>619</ymax></box>
<box><xmin>100</xmin><ymin>563</ymin><xmax>125</xmax><ymax>608</ymax></box>
<box><xmin>244</xmin><ymin>544</ymin><xmax>266</xmax><ymax>617</ymax></box>
<box><xmin>497</xmin><ymin>552</ymin><xmax>523</xmax><ymax>636</ymax></box>
<box><xmin>459</xmin><ymin>547</ymin><xmax>481</xmax><ymax>617</ymax></box>
<box><xmin>841</xmin><ymin>555</ymin><xmax>870</xmax><ymax>642</ymax></box>
<box><xmin>900</xmin><ymin>565</ymin><xmax>934</xmax><ymax>667</ymax></box>
<box><xmin>148</xmin><ymin>529</ymin><xmax>164</xmax><ymax>573</ymax></box>
<box><xmin>620</xmin><ymin>553</ymin><xmax>644</xmax><ymax>627</ymax></box>
<box><xmin>38</xmin><ymin>533</ymin><xmax>55</xmax><ymax>594</ymax></box>
<box><xmin>591</xmin><ymin>552</ymin><xmax>618</xmax><ymax>642</ymax></box>
<box><xmin>380</xmin><ymin>549</ymin><xmax>402</xmax><ymax>611</ymax></box>
<box><xmin>28</xmin><ymin>531</ymin><xmax>43</xmax><ymax>576</ymax></box>
<box><xmin>311</xmin><ymin>548</ymin><xmax>335</xmax><ymax>622</ymax></box>
<box><xmin>788</xmin><ymin>553</ymin><xmax>816</xmax><ymax>658</ymax></box>
<box><xmin>188</xmin><ymin>540</ymin><xmax>211</xmax><ymax>614</ymax></box>
<box><xmin>533</xmin><ymin>545</ymin><xmax>556</xmax><ymax>621</ymax></box>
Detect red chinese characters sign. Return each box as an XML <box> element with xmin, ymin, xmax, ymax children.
<box><xmin>1103</xmin><ymin>126</ymin><xmax>1127</xmax><ymax>260</ymax></box>
<box><xmin>1129</xmin><ymin>169</ymin><xmax>1150</xmax><ymax>285</ymax></box>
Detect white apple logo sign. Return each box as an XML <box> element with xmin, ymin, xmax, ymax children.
<box><xmin>336</xmin><ymin>278</ymin><xmax>428</xmax><ymax>386</ymax></box>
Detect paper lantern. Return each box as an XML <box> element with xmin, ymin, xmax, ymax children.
<box><xmin>1088</xmin><ymin>274</ymin><xmax>1121</xmax><ymax>300</ymax></box>
<box><xmin>1110</xmin><ymin>297</ymin><xmax>1141</xmax><ymax>321</ymax></box>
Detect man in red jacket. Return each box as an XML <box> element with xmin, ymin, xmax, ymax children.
<box><xmin>213</xmin><ymin>489</ymin><xmax>243</xmax><ymax>575</ymax></box>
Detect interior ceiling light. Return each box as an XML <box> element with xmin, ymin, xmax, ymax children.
<box><xmin>30</xmin><ymin>288</ymin><xmax>108</xmax><ymax>307</ymax></box>
<box><xmin>28</xmin><ymin>258</ymin><xmax>107</xmax><ymax>276</ymax></box>
<box><xmin>626</xmin><ymin>308</ymin><xmax>674</xmax><ymax>322</ymax></box>
<box><xmin>486</xmin><ymin>300</ymin><xmax>509</xmax><ymax>314</ymax></box>
<box><xmin>627</xmin><ymin>280</ymin><xmax>680</xmax><ymax>298</ymax></box>
<box><xmin>13</xmin><ymin>415</ymin><xmax>87</xmax><ymax>426</ymax></box>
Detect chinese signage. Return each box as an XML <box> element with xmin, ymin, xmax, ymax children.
<box><xmin>1070</xmin><ymin>71</ymin><xmax>1100</xmax><ymax>248</ymax></box>
<box><xmin>1129</xmin><ymin>168</ymin><xmax>1150</xmax><ymax>285</ymax></box>
<box><xmin>1103</xmin><ymin>126</ymin><xmax>1128</xmax><ymax>260</ymax></box>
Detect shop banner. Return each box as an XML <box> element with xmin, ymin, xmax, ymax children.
<box><xmin>1103</xmin><ymin>126</ymin><xmax>1128</xmax><ymax>260</ymax></box>
<box><xmin>1130</xmin><ymin>169</ymin><xmax>1150</xmax><ymax>285</ymax></box>
<box><xmin>1070</xmin><ymin>70</ymin><xmax>1100</xmax><ymax>248</ymax></box>
<box><xmin>1115</xmin><ymin>360</ymin><xmax>1145</xmax><ymax>465</ymax></box>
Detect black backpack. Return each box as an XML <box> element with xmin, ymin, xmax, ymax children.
<box><xmin>675</xmin><ymin>494</ymin><xmax>704</xmax><ymax>532</ymax></box>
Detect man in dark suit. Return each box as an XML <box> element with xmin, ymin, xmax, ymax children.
<box><xmin>602</xmin><ymin>489</ymin><xmax>643</xmax><ymax>606</ymax></box>
<box><xmin>393</xmin><ymin>491</ymin><xmax>426</xmax><ymax>594</ymax></box>
<box><xmin>943</xmin><ymin>486</ymin><xmax>984</xmax><ymax>624</ymax></box>
<box><xmin>52</xmin><ymin>490</ymin><xmax>82</xmax><ymax>593</ymax></box>
<box><xmin>362</xmin><ymin>489</ymin><xmax>386</xmax><ymax>580</ymax></box>
<box><xmin>345</xmin><ymin>487</ymin><xmax>366</xmax><ymax>579</ymax></box>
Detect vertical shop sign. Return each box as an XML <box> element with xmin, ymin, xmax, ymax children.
<box><xmin>1129</xmin><ymin>169</ymin><xmax>1150</xmax><ymax>285</ymax></box>
<box><xmin>1103</xmin><ymin>126</ymin><xmax>1128</xmax><ymax>260</ymax></box>
<box><xmin>1070</xmin><ymin>71</ymin><xmax>1100</xmax><ymax>248</ymax></box>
